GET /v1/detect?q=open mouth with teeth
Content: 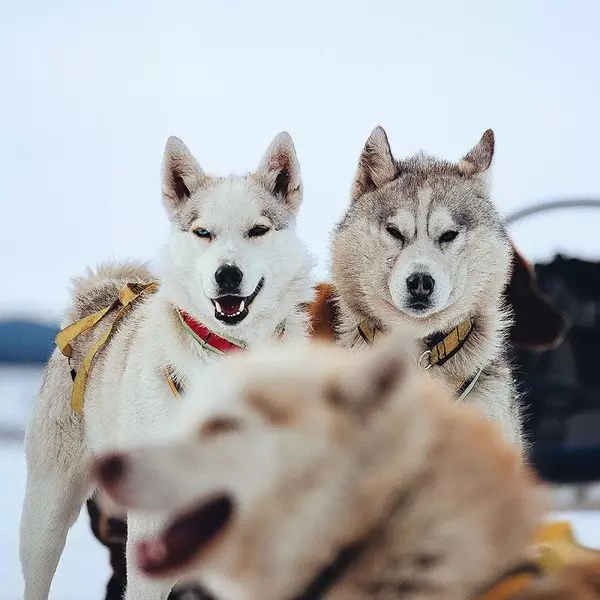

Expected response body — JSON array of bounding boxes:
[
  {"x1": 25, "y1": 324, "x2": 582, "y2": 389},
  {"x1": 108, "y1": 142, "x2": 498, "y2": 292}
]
[
  {"x1": 136, "y1": 495, "x2": 234, "y2": 577},
  {"x1": 211, "y1": 277, "x2": 264, "y2": 325}
]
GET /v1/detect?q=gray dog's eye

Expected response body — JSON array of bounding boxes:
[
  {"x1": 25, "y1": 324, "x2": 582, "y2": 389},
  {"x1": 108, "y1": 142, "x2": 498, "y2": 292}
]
[
  {"x1": 439, "y1": 230, "x2": 459, "y2": 244},
  {"x1": 386, "y1": 225, "x2": 405, "y2": 244}
]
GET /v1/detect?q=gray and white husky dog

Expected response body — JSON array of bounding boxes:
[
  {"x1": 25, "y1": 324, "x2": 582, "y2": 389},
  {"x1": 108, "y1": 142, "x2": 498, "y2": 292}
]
[
  {"x1": 19, "y1": 132, "x2": 313, "y2": 600},
  {"x1": 331, "y1": 127, "x2": 522, "y2": 447}
]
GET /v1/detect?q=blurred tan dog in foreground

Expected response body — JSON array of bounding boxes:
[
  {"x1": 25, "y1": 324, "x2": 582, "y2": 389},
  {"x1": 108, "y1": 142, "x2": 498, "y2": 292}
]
[{"x1": 97, "y1": 334, "x2": 543, "y2": 600}]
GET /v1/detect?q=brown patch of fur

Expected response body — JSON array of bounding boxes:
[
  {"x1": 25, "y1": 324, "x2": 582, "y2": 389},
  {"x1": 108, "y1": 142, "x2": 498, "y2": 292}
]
[
  {"x1": 199, "y1": 417, "x2": 242, "y2": 437},
  {"x1": 246, "y1": 391, "x2": 296, "y2": 426},
  {"x1": 325, "y1": 380, "x2": 345, "y2": 410},
  {"x1": 308, "y1": 283, "x2": 338, "y2": 342}
]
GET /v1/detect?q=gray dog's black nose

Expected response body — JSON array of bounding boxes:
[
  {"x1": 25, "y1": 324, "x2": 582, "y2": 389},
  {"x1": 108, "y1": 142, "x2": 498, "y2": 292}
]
[
  {"x1": 215, "y1": 265, "x2": 243, "y2": 293},
  {"x1": 406, "y1": 273, "x2": 435, "y2": 297}
]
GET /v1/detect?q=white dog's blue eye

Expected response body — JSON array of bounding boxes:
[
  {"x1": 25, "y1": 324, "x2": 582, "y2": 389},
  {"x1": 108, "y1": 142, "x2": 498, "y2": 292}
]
[
  {"x1": 439, "y1": 230, "x2": 459, "y2": 244},
  {"x1": 193, "y1": 228, "x2": 212, "y2": 240}
]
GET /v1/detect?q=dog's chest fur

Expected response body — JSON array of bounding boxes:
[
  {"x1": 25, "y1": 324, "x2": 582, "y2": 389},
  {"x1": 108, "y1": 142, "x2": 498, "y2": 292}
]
[
  {"x1": 70, "y1": 289, "x2": 307, "y2": 454},
  {"x1": 309, "y1": 285, "x2": 522, "y2": 448}
]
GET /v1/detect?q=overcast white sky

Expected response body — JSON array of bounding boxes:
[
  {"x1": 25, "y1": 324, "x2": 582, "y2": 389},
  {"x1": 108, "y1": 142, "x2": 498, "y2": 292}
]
[{"x1": 2, "y1": 0, "x2": 600, "y2": 320}]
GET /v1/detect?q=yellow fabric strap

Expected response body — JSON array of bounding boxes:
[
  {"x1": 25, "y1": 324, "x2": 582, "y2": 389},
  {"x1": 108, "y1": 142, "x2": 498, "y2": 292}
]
[
  {"x1": 164, "y1": 367, "x2": 182, "y2": 399},
  {"x1": 475, "y1": 521, "x2": 600, "y2": 600},
  {"x1": 357, "y1": 317, "x2": 474, "y2": 369},
  {"x1": 428, "y1": 317, "x2": 474, "y2": 366},
  {"x1": 356, "y1": 320, "x2": 379, "y2": 345},
  {"x1": 535, "y1": 520, "x2": 600, "y2": 574},
  {"x1": 56, "y1": 282, "x2": 158, "y2": 414},
  {"x1": 56, "y1": 305, "x2": 113, "y2": 359},
  {"x1": 478, "y1": 572, "x2": 536, "y2": 600}
]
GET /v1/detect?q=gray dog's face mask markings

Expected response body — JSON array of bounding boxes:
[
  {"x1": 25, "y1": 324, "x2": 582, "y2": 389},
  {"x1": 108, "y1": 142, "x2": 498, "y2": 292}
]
[
  {"x1": 385, "y1": 197, "x2": 463, "y2": 318},
  {"x1": 333, "y1": 127, "x2": 511, "y2": 328}
]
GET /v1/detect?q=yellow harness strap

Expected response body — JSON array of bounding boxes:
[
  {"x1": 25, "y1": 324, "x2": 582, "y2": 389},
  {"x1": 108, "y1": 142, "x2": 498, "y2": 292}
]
[
  {"x1": 56, "y1": 282, "x2": 158, "y2": 414},
  {"x1": 535, "y1": 520, "x2": 600, "y2": 574},
  {"x1": 476, "y1": 521, "x2": 600, "y2": 599},
  {"x1": 478, "y1": 571, "x2": 537, "y2": 600},
  {"x1": 356, "y1": 320, "x2": 379, "y2": 345},
  {"x1": 357, "y1": 317, "x2": 474, "y2": 369},
  {"x1": 428, "y1": 317, "x2": 474, "y2": 367},
  {"x1": 164, "y1": 367, "x2": 182, "y2": 399}
]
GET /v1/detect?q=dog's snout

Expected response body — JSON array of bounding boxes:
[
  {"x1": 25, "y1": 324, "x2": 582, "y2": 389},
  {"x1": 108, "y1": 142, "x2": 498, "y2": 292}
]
[
  {"x1": 215, "y1": 265, "x2": 243, "y2": 293},
  {"x1": 406, "y1": 273, "x2": 435, "y2": 297},
  {"x1": 96, "y1": 453, "x2": 126, "y2": 486}
]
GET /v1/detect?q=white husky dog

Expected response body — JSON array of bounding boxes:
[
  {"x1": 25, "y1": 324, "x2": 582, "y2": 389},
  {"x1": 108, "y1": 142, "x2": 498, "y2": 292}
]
[{"x1": 19, "y1": 132, "x2": 313, "y2": 600}]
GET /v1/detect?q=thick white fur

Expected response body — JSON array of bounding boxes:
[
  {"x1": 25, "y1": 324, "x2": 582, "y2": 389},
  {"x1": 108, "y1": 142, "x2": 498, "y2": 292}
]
[{"x1": 19, "y1": 133, "x2": 314, "y2": 600}]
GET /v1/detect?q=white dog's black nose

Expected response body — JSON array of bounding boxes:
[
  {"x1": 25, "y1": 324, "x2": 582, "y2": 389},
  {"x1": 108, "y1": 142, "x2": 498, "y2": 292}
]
[
  {"x1": 406, "y1": 273, "x2": 435, "y2": 297},
  {"x1": 215, "y1": 265, "x2": 243, "y2": 293}
]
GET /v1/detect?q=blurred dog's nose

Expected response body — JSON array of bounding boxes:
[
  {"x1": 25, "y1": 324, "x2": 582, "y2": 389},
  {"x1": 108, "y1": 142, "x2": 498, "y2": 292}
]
[
  {"x1": 406, "y1": 273, "x2": 435, "y2": 297},
  {"x1": 96, "y1": 453, "x2": 126, "y2": 485},
  {"x1": 215, "y1": 265, "x2": 243, "y2": 293}
]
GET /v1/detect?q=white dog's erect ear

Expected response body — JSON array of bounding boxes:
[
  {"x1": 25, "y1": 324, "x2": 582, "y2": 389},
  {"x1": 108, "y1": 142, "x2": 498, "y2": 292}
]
[
  {"x1": 256, "y1": 132, "x2": 302, "y2": 212},
  {"x1": 162, "y1": 136, "x2": 207, "y2": 212},
  {"x1": 333, "y1": 332, "x2": 415, "y2": 417},
  {"x1": 458, "y1": 129, "x2": 495, "y2": 176},
  {"x1": 351, "y1": 126, "x2": 397, "y2": 202}
]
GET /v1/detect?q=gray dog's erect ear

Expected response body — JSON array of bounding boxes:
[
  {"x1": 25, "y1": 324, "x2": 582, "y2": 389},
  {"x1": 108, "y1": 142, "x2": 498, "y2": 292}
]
[
  {"x1": 162, "y1": 137, "x2": 207, "y2": 214},
  {"x1": 351, "y1": 126, "x2": 398, "y2": 201},
  {"x1": 458, "y1": 129, "x2": 495, "y2": 176},
  {"x1": 256, "y1": 132, "x2": 302, "y2": 212}
]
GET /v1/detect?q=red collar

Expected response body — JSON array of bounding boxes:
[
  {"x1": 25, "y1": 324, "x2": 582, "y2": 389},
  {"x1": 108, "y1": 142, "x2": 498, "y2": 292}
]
[{"x1": 178, "y1": 310, "x2": 247, "y2": 354}]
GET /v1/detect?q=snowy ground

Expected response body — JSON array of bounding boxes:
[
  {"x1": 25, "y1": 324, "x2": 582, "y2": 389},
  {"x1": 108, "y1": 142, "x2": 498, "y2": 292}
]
[
  {"x1": 3, "y1": 366, "x2": 600, "y2": 599},
  {"x1": 1, "y1": 446, "x2": 109, "y2": 600},
  {"x1": 0, "y1": 367, "x2": 109, "y2": 600}
]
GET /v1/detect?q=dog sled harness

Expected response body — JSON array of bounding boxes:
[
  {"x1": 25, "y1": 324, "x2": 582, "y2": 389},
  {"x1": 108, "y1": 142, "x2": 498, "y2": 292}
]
[
  {"x1": 357, "y1": 317, "x2": 484, "y2": 404},
  {"x1": 166, "y1": 310, "x2": 286, "y2": 398},
  {"x1": 291, "y1": 519, "x2": 600, "y2": 600},
  {"x1": 56, "y1": 282, "x2": 159, "y2": 414},
  {"x1": 56, "y1": 283, "x2": 286, "y2": 411}
]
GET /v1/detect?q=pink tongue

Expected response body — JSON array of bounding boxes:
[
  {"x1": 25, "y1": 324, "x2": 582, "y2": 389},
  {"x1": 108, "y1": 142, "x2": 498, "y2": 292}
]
[
  {"x1": 219, "y1": 297, "x2": 242, "y2": 315},
  {"x1": 136, "y1": 539, "x2": 167, "y2": 570}
]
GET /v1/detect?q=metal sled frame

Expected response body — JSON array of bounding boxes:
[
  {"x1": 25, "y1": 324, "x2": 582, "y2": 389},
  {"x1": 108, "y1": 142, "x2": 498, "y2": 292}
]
[{"x1": 506, "y1": 198, "x2": 600, "y2": 511}]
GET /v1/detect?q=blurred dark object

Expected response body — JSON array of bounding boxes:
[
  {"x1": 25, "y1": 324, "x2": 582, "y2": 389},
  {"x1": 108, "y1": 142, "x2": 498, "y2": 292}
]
[
  {"x1": 515, "y1": 255, "x2": 600, "y2": 483},
  {"x1": 86, "y1": 499, "x2": 128, "y2": 600},
  {"x1": 507, "y1": 248, "x2": 567, "y2": 351},
  {"x1": 0, "y1": 319, "x2": 59, "y2": 364},
  {"x1": 86, "y1": 497, "x2": 213, "y2": 600}
]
